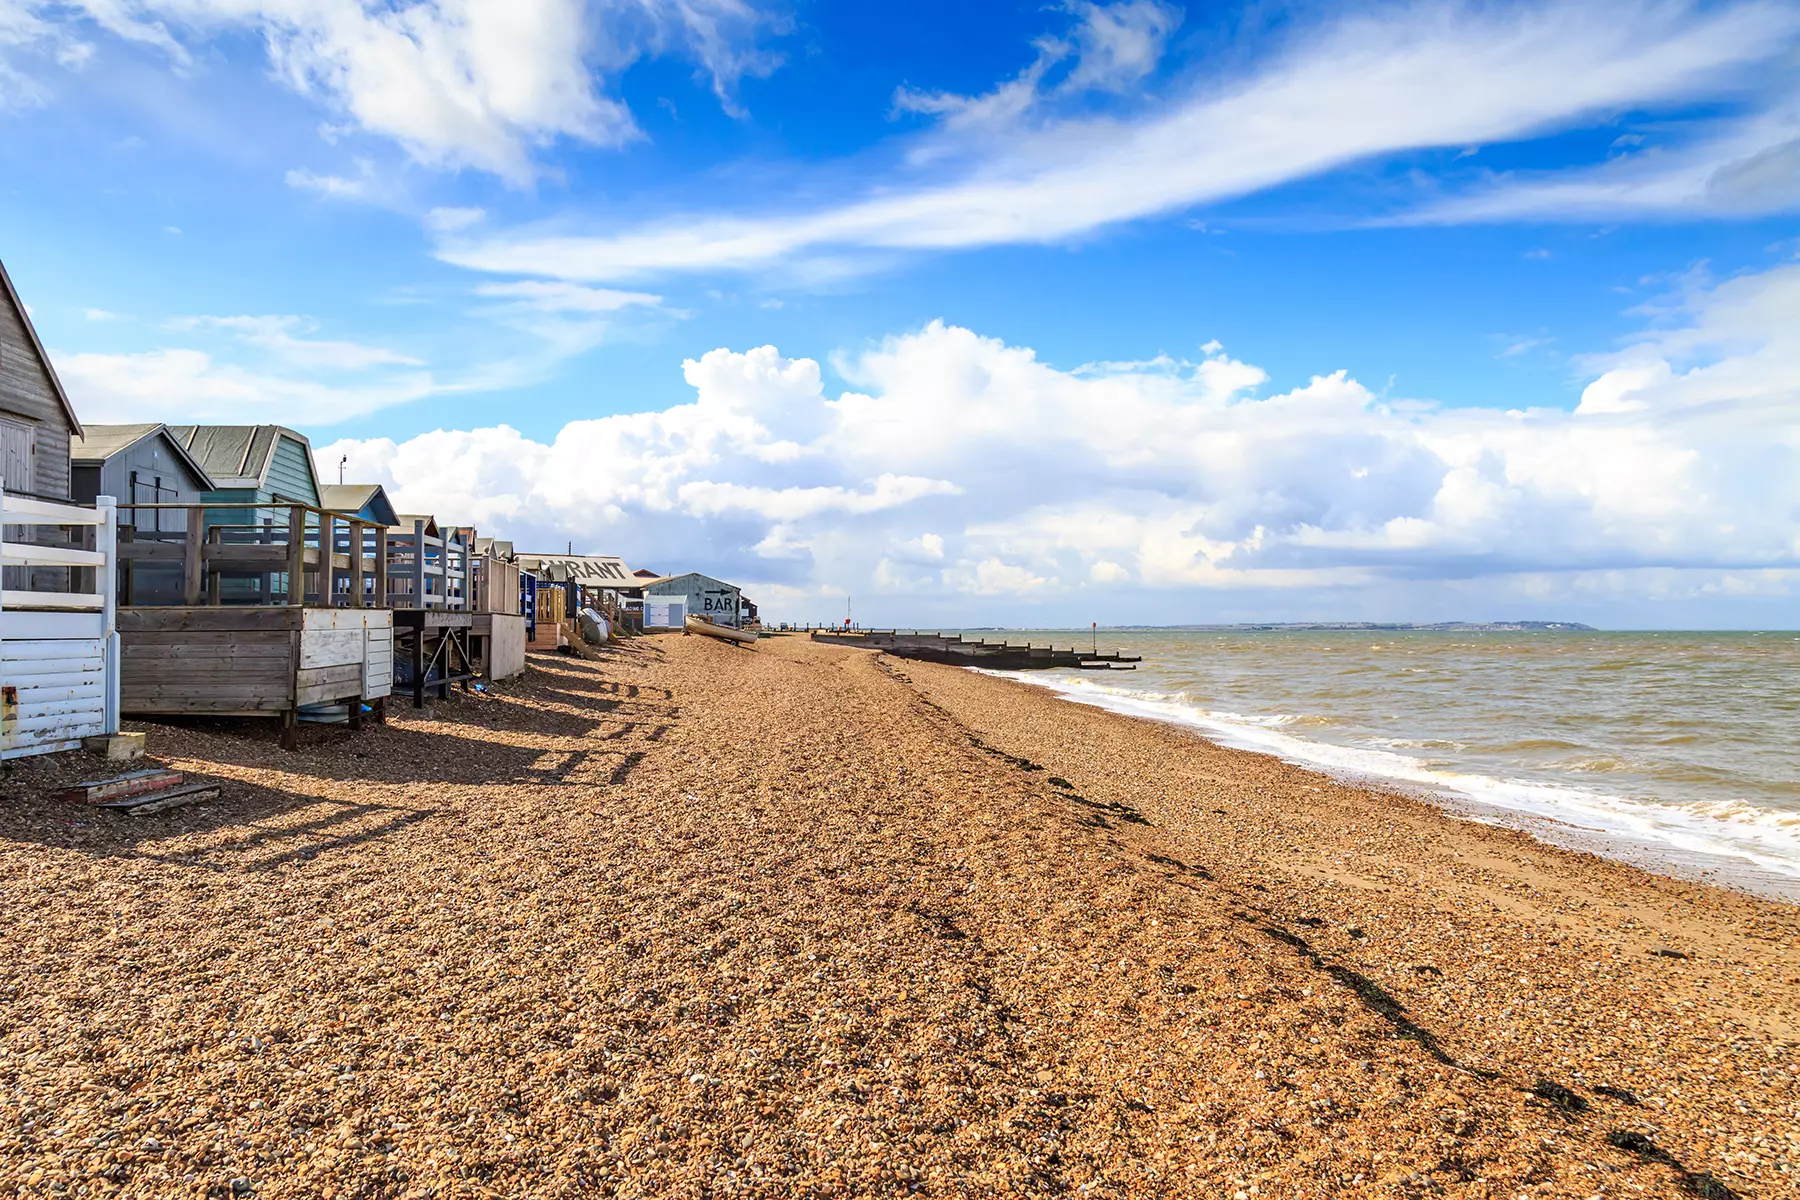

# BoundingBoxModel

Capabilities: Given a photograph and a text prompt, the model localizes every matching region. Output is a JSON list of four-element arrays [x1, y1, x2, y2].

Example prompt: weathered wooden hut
[[72, 424, 218, 606], [112, 427, 392, 744], [0, 259, 124, 758], [318, 483, 399, 529], [169, 424, 320, 509]]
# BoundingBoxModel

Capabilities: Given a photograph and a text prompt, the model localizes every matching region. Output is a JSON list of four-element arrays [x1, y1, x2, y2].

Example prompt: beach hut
[[72, 424, 217, 606], [641, 572, 743, 629], [318, 483, 399, 529], [109, 425, 391, 746], [168, 424, 321, 509], [0, 258, 123, 758]]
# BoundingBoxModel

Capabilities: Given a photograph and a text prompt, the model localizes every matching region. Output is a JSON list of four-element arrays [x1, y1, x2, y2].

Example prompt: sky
[[2, 0, 1797, 628]]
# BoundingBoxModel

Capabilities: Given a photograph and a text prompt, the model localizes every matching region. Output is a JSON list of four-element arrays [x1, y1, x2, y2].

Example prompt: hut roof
[[391, 514, 441, 537], [166, 425, 314, 490], [319, 483, 400, 527], [0, 259, 83, 437], [71, 423, 218, 488]]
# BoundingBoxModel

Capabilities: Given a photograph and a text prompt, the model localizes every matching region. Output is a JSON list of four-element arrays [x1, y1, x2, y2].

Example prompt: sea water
[[966, 629, 1800, 899]]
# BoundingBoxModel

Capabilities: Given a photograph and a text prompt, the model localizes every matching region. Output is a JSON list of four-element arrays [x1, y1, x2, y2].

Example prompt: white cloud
[[438, 1, 1800, 282], [424, 205, 485, 232], [474, 280, 661, 314], [313, 258, 1800, 621], [1407, 99, 1800, 223], [20, 0, 782, 181], [168, 313, 422, 369], [55, 346, 441, 424]]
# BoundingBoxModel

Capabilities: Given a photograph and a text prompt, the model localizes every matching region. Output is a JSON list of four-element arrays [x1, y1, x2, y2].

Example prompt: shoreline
[[982, 666, 1800, 904], [0, 633, 1794, 1197]]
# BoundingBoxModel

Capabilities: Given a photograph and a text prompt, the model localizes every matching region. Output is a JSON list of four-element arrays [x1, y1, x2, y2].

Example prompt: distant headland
[[1134, 621, 1598, 632]]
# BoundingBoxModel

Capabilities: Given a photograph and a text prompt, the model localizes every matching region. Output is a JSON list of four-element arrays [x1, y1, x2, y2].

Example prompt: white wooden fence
[[0, 484, 119, 759]]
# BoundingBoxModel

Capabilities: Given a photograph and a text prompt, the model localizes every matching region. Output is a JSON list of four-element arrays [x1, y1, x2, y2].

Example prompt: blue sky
[[2, 0, 1797, 626]]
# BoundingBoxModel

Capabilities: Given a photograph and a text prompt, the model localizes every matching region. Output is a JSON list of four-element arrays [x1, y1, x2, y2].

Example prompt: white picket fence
[[0, 484, 119, 759]]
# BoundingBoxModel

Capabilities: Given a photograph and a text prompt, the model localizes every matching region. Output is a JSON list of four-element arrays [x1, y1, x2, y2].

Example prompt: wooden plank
[[300, 628, 364, 669], [183, 514, 203, 604], [287, 506, 305, 605], [0, 610, 103, 639], [2, 590, 102, 610], [119, 607, 305, 633], [56, 768, 183, 805], [113, 783, 222, 815], [205, 545, 290, 568], [119, 542, 183, 562], [1, 495, 103, 525], [2, 543, 105, 568]]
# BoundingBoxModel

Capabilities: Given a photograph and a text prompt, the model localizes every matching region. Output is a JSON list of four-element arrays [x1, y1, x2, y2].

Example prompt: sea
[[963, 629, 1800, 900]]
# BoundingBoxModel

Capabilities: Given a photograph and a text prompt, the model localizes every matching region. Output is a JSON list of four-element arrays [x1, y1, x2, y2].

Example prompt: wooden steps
[[56, 769, 221, 816]]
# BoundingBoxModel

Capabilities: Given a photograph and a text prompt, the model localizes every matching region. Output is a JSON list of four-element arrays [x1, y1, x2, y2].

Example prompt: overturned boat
[[686, 615, 758, 645]]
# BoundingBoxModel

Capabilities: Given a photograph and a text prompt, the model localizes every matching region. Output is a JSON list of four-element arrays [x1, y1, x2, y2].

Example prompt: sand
[[0, 632, 1794, 1199]]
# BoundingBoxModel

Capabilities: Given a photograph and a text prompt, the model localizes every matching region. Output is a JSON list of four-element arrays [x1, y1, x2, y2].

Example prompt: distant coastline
[[956, 621, 1598, 632]]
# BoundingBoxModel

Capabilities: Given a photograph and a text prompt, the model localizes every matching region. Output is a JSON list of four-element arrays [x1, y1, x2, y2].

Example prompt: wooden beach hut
[[111, 425, 392, 746], [72, 424, 218, 606], [319, 483, 399, 529], [467, 538, 526, 682], [0, 258, 125, 758], [380, 516, 475, 706]]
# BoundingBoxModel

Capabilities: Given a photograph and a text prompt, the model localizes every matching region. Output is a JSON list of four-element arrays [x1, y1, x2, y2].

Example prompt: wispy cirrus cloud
[[436, 1, 1800, 284]]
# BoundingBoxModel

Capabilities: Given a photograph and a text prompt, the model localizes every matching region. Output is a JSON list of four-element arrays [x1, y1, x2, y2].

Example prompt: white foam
[[982, 669, 1800, 887]]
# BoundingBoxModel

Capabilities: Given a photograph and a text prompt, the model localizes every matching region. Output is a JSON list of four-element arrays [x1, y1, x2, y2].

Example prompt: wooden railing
[[1, 484, 120, 742], [382, 518, 471, 610], [116, 502, 388, 608]]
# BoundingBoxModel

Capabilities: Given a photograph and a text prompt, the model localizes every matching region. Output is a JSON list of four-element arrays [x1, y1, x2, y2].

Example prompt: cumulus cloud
[[17, 0, 781, 181], [314, 259, 1799, 621], [439, 1, 1800, 282]]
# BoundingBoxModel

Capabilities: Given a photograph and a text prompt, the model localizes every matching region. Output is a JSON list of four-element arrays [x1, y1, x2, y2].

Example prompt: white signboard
[[516, 555, 635, 584], [644, 597, 687, 629]]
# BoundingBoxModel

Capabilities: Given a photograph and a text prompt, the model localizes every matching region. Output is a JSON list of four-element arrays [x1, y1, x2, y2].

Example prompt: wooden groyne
[[810, 630, 1140, 670]]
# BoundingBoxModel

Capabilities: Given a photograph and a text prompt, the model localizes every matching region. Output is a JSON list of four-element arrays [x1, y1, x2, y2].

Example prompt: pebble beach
[[1, 633, 1794, 1198]]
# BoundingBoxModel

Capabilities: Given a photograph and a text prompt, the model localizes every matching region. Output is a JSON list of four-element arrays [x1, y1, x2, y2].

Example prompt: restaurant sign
[[517, 555, 636, 584]]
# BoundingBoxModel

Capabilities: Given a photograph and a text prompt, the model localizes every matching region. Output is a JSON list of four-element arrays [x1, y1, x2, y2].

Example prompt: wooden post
[[280, 707, 298, 751], [412, 519, 426, 608], [182, 507, 203, 605], [205, 527, 221, 605], [288, 506, 306, 606], [258, 518, 273, 604], [351, 519, 366, 607], [374, 525, 388, 608], [411, 624, 426, 709]]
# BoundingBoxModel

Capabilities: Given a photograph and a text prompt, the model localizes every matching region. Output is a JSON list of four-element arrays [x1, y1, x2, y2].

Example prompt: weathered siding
[[99, 432, 210, 512], [266, 435, 319, 505], [0, 281, 72, 501]]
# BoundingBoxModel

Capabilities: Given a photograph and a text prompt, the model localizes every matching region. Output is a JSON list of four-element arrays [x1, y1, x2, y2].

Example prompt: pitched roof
[[0, 258, 83, 437], [70, 423, 218, 489], [165, 425, 314, 490], [318, 483, 399, 527]]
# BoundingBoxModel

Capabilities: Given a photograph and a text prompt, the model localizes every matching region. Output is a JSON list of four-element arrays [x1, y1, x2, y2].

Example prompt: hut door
[[0, 418, 37, 592]]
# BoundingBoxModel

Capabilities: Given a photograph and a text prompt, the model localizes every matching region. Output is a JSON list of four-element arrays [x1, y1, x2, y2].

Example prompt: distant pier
[[810, 629, 1140, 670]]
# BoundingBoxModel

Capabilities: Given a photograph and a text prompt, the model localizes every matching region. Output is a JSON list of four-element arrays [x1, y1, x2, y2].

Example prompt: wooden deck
[[119, 607, 392, 746]]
